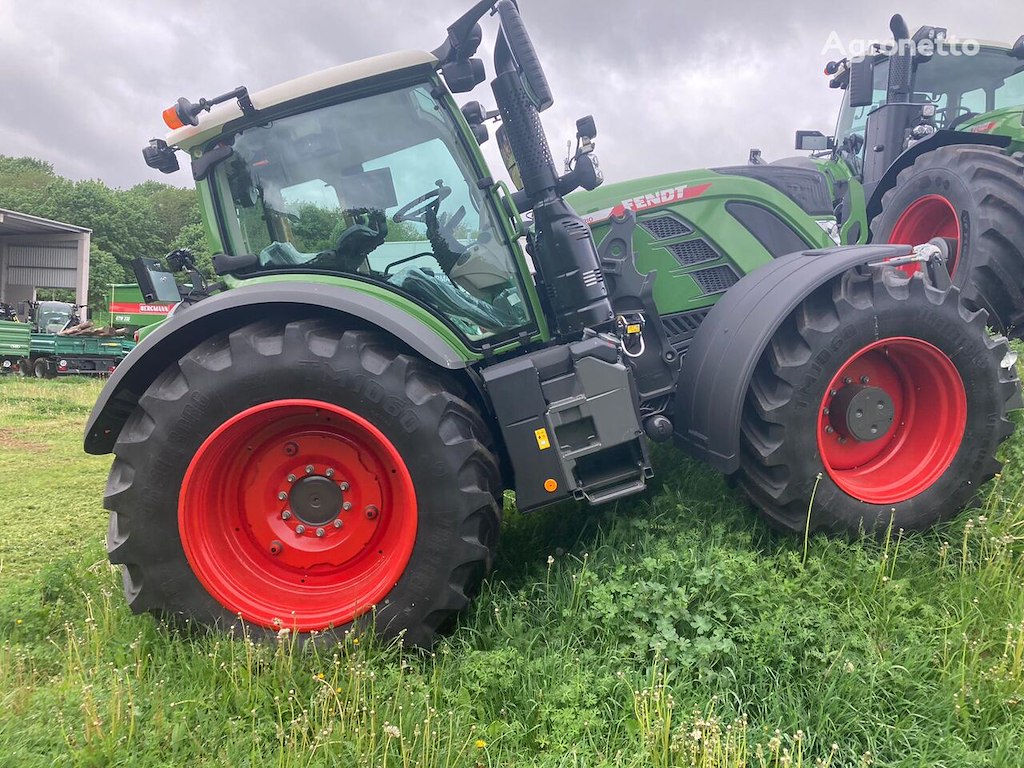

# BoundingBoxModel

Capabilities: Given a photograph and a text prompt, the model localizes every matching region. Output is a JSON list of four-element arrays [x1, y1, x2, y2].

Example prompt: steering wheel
[[393, 181, 451, 224], [934, 106, 975, 129]]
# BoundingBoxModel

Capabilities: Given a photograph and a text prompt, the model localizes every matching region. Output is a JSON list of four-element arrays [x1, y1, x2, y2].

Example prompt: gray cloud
[[0, 1, 1020, 190]]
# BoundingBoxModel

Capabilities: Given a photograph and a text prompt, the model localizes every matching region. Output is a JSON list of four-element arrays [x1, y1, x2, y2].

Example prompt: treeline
[[0, 156, 207, 311]]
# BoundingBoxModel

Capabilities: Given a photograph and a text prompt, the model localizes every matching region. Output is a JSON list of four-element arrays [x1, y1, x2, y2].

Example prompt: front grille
[[639, 213, 693, 240], [561, 219, 592, 241], [665, 238, 720, 268], [661, 308, 710, 359], [691, 265, 739, 295]]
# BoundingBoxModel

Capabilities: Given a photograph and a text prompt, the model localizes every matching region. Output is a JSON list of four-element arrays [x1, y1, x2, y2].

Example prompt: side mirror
[[795, 130, 835, 152], [848, 57, 875, 108], [440, 58, 485, 93]]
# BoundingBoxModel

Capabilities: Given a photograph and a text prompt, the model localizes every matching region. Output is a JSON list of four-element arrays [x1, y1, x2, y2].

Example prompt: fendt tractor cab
[[794, 15, 1024, 334], [86, 1, 1019, 647]]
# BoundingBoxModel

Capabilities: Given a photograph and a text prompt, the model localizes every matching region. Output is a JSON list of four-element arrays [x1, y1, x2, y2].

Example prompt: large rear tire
[[870, 145, 1024, 335], [103, 319, 502, 647], [738, 267, 1019, 535]]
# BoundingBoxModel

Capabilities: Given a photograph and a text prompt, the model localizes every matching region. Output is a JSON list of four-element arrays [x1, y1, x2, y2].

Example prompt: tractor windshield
[[836, 46, 1024, 169], [210, 84, 531, 342], [35, 302, 73, 333]]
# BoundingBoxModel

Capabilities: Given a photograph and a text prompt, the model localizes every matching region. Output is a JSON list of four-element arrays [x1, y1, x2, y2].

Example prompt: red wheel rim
[[179, 399, 417, 631], [887, 194, 962, 275], [816, 337, 966, 505]]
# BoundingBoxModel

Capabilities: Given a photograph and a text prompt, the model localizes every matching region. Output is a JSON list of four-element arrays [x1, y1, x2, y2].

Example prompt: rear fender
[[673, 243, 915, 474], [865, 130, 1010, 222], [84, 282, 475, 454]]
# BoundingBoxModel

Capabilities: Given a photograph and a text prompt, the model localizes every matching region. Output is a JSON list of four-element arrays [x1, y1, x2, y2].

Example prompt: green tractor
[[787, 15, 1024, 334], [86, 1, 1020, 647]]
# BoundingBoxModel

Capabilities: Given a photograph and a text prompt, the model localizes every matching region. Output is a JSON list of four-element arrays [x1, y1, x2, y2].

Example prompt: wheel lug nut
[[861, 376, 870, 384], [282, 510, 292, 520], [287, 473, 297, 483], [822, 407, 830, 415], [838, 437, 847, 444], [295, 524, 306, 535], [825, 425, 835, 434], [829, 389, 838, 397], [278, 491, 287, 500], [269, 540, 283, 555], [316, 527, 325, 538], [340, 481, 350, 491], [843, 377, 852, 385], [343, 501, 353, 511], [305, 465, 314, 474], [326, 468, 335, 478], [365, 505, 379, 520], [333, 519, 343, 529]]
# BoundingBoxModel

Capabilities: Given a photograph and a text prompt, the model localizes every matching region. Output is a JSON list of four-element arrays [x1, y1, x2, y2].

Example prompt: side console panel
[[482, 336, 651, 512]]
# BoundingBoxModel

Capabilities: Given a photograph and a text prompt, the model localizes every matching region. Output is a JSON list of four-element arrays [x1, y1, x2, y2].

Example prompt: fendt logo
[[582, 183, 712, 226]]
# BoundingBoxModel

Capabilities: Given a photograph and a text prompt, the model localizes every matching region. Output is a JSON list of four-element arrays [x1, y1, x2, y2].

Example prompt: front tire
[[104, 320, 501, 647], [738, 268, 1019, 535], [870, 145, 1024, 335]]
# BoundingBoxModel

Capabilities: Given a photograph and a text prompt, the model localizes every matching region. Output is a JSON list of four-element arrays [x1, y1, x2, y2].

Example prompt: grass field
[[2, 376, 1024, 767]]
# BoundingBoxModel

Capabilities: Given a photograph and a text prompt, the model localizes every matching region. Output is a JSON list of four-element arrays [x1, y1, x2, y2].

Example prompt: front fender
[[673, 243, 914, 474], [84, 282, 475, 455]]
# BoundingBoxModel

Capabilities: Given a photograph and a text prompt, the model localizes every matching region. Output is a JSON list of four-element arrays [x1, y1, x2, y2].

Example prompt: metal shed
[[0, 208, 91, 308]]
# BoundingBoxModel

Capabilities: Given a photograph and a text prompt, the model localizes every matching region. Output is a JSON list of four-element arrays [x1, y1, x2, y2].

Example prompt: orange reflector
[[162, 105, 185, 130], [543, 478, 558, 493]]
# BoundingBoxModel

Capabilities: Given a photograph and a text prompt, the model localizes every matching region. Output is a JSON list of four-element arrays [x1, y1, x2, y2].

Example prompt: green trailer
[[18, 301, 134, 378], [0, 319, 31, 375]]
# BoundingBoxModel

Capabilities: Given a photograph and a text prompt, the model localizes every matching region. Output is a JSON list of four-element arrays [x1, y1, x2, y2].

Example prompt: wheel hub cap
[[289, 475, 343, 526], [829, 384, 894, 442]]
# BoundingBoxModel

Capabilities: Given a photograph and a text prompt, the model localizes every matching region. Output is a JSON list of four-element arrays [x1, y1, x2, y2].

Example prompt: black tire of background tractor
[[737, 268, 1018, 535], [15, 358, 31, 376], [33, 359, 48, 379], [103, 319, 502, 648], [870, 146, 1024, 336]]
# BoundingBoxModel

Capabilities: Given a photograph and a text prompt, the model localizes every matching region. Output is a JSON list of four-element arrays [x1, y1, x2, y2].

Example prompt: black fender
[[865, 130, 1011, 222], [84, 282, 471, 455], [673, 243, 916, 474]]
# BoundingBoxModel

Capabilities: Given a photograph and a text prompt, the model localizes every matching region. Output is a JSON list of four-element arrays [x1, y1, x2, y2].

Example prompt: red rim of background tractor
[[178, 399, 417, 631], [887, 194, 962, 276], [816, 337, 967, 505]]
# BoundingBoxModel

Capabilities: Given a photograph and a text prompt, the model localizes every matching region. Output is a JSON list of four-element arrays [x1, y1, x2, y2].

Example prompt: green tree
[[87, 246, 128, 316], [170, 223, 215, 279]]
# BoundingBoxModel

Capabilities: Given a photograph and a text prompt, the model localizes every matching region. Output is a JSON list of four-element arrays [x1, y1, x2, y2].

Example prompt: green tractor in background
[[782, 15, 1024, 334], [86, 1, 1020, 647]]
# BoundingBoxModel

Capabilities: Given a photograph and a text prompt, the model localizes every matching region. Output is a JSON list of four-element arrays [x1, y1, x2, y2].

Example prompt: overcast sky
[[0, 1, 1020, 191]]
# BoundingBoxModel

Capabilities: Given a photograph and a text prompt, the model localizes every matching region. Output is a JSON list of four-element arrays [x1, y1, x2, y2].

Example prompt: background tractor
[[785, 15, 1024, 335], [86, 1, 1020, 647]]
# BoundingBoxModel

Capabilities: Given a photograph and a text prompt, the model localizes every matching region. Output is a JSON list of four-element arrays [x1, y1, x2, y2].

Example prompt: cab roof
[[167, 50, 439, 151]]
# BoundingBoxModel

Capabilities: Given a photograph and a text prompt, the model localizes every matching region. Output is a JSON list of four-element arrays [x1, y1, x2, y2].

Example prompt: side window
[[214, 85, 533, 343], [960, 87, 987, 115]]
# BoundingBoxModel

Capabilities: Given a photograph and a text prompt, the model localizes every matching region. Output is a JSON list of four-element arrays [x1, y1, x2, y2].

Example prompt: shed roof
[[0, 209, 91, 237]]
